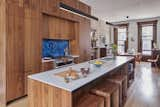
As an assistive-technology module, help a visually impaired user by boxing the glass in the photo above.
[141,25,153,55]
[117,28,127,54]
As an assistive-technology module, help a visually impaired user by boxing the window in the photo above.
[142,26,153,55]
[138,20,157,55]
[118,28,127,53]
[114,24,128,54]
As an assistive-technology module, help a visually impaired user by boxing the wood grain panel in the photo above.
[60,0,78,9]
[70,23,79,55]
[79,18,91,62]
[6,4,25,102]
[1,0,92,104]
[40,0,59,16]
[0,1,7,107]
[24,9,42,95]
[41,61,54,72]
[6,0,24,7]
[44,15,76,40]
[78,1,90,14]
[28,79,72,107]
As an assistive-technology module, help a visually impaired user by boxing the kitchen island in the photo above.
[28,56,134,107]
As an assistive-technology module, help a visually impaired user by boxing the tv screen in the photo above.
[42,39,69,58]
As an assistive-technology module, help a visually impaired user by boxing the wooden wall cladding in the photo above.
[79,18,91,62]
[40,0,59,16]
[0,1,7,107]
[0,0,91,105]
[60,0,78,9]
[78,1,91,15]
[6,4,25,102]
[6,0,42,102]
[43,15,76,40]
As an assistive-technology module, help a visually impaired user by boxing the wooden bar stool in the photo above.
[77,94,104,107]
[107,74,127,107]
[91,80,119,107]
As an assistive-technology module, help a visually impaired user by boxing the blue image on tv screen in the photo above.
[42,39,69,58]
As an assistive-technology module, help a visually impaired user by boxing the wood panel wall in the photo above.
[0,0,7,107]
[79,18,91,62]
[6,4,25,101]
[0,0,91,105]
[43,15,76,40]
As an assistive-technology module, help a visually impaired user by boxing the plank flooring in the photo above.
[125,62,160,107]
[7,62,160,107]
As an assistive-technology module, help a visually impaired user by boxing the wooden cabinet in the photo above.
[6,4,25,102]
[0,0,91,105]
[78,1,91,14]
[79,18,91,62]
[41,60,55,72]
[41,0,59,15]
[46,15,75,40]
[60,0,78,9]
[100,48,107,58]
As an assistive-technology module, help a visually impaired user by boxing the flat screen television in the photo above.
[42,39,69,58]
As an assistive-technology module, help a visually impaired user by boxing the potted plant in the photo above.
[112,44,118,58]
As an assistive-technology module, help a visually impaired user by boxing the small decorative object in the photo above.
[128,48,135,54]
[94,60,103,67]
[64,47,69,56]
[80,68,90,77]
[68,67,79,80]
[55,67,79,82]
[91,29,98,48]
[153,42,158,49]
[85,68,90,74]
[99,35,106,47]
[64,74,70,83]
[112,44,118,58]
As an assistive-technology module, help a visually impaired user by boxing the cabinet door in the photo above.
[78,1,91,14]
[6,5,25,102]
[40,0,59,15]
[24,8,41,96]
[41,61,54,72]
[79,19,91,62]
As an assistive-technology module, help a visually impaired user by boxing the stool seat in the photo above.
[77,94,104,107]
[108,74,127,84]
[107,74,127,107]
[91,80,119,107]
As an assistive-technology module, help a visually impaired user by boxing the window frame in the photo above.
[137,20,158,54]
[114,24,129,53]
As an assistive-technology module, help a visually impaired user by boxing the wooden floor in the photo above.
[7,62,160,107]
[125,62,160,107]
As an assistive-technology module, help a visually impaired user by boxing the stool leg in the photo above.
[105,96,111,107]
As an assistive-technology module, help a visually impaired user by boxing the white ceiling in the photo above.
[81,0,160,22]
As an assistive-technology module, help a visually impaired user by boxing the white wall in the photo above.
[91,19,112,47]
[157,19,160,49]
[113,17,160,51]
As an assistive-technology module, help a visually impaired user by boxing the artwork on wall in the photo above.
[42,39,69,58]
[91,29,98,47]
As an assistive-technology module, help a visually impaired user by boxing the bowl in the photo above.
[94,63,102,67]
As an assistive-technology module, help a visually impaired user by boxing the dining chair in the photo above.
[148,55,159,71]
